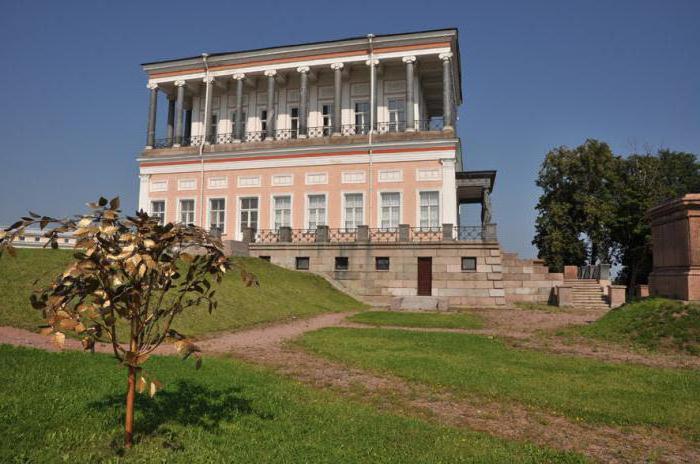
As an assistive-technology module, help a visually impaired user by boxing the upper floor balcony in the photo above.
[141,29,461,156]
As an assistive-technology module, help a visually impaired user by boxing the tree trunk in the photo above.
[125,365,136,448]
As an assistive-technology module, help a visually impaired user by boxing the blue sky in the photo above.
[0,0,697,258]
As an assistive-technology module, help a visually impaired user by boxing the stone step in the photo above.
[390,296,449,311]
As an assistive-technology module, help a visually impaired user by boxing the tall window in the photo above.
[179,199,195,225]
[344,193,363,230]
[380,192,400,229]
[230,110,246,136]
[209,113,218,144]
[387,98,406,132]
[209,198,225,234]
[307,194,326,229]
[322,103,333,135]
[260,109,268,139]
[150,201,165,225]
[290,107,299,138]
[273,196,291,229]
[354,101,369,134]
[419,191,440,228]
[240,197,259,233]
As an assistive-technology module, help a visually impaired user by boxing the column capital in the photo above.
[232,73,246,80]
[365,58,380,66]
[402,55,417,64]
[439,52,453,61]
[202,75,215,84]
[139,173,151,181]
[174,79,186,87]
[440,158,456,167]
[264,69,277,77]
[296,66,310,74]
[147,82,158,90]
[330,62,344,70]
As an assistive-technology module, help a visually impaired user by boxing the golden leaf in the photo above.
[81,337,94,351]
[75,322,86,333]
[53,332,66,349]
[143,239,156,249]
[59,319,78,330]
[39,327,53,336]
[149,380,163,398]
[55,309,70,319]
[137,376,147,394]
[77,217,92,227]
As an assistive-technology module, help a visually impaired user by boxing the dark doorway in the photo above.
[417,257,432,296]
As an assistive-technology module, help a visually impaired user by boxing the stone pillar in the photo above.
[366,59,379,132]
[202,76,215,144]
[563,266,578,280]
[315,225,329,243]
[183,109,192,143]
[278,226,291,243]
[399,224,410,242]
[557,285,574,307]
[357,225,369,243]
[233,73,245,142]
[145,83,158,148]
[439,52,454,131]
[264,70,277,138]
[635,284,650,298]
[297,66,310,138]
[608,285,627,308]
[331,63,343,135]
[138,174,150,212]
[442,223,453,241]
[402,56,416,131]
[483,223,498,241]
[440,158,458,226]
[173,80,186,147]
[166,96,175,144]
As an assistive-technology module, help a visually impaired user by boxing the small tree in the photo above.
[0,197,232,448]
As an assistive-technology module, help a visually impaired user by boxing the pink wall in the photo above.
[147,159,445,239]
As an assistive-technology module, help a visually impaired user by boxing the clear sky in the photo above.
[0,0,697,258]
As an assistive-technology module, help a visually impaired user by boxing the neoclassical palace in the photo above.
[138,29,564,307]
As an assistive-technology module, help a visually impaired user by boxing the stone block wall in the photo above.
[248,242,562,307]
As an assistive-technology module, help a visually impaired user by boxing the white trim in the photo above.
[416,168,440,181]
[148,47,452,85]
[150,179,168,192]
[178,178,197,190]
[304,192,328,229]
[235,194,260,241]
[176,197,198,225]
[271,173,294,186]
[140,149,457,176]
[341,191,365,229]
[206,196,227,234]
[415,189,441,228]
[138,174,151,212]
[269,193,293,229]
[207,176,228,189]
[149,199,168,225]
[378,169,403,183]
[376,190,403,229]
[341,170,367,184]
[305,172,328,185]
[237,175,261,187]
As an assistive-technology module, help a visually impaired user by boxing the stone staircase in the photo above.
[565,279,609,309]
[501,252,564,304]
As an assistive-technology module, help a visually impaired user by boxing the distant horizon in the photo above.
[1,0,698,259]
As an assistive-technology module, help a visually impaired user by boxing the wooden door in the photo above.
[417,257,432,296]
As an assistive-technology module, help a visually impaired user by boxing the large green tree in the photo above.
[533,139,621,270]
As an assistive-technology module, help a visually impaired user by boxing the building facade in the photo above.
[138,29,563,307]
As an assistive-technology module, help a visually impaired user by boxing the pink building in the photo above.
[137,29,563,307]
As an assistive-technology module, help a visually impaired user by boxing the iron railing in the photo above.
[577,264,611,281]
[410,226,443,242]
[328,228,357,243]
[455,226,486,241]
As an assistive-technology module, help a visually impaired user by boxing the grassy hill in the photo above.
[577,298,700,354]
[0,249,364,337]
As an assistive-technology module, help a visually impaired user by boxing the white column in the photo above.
[440,158,457,226]
[138,174,151,213]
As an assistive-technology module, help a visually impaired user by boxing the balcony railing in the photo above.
[247,223,496,245]
[152,118,446,149]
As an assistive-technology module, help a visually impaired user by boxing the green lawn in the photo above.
[349,310,483,329]
[298,328,700,436]
[0,345,584,463]
[0,249,364,337]
[573,298,700,354]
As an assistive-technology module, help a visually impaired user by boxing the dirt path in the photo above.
[1,308,698,463]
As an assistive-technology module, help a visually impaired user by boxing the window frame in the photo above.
[461,257,477,272]
[237,195,260,237]
[306,193,327,230]
[150,200,166,226]
[271,194,293,230]
[375,257,390,271]
[417,190,441,229]
[295,257,310,270]
[334,256,349,271]
[342,191,364,230]
[207,197,226,234]
[177,197,196,225]
[377,191,402,230]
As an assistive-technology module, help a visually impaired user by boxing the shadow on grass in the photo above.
[91,379,273,449]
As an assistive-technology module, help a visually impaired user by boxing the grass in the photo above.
[349,310,483,329]
[0,249,365,337]
[0,345,585,463]
[573,298,700,355]
[514,302,562,313]
[298,327,700,436]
